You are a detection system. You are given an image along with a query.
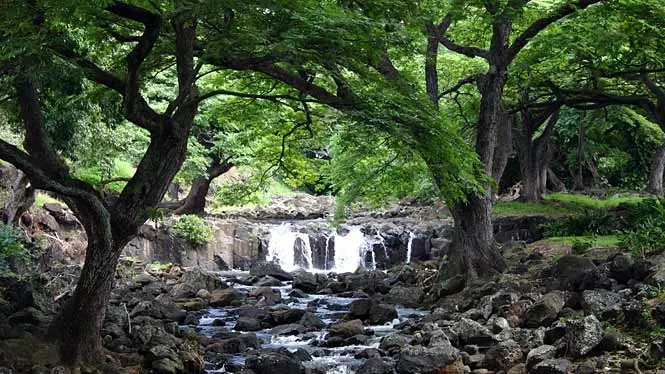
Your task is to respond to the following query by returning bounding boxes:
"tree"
[0,1,199,364]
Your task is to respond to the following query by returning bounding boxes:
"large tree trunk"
[648,143,665,195]
[48,211,124,363]
[572,121,585,191]
[173,160,232,215]
[491,113,512,199]
[547,168,566,192]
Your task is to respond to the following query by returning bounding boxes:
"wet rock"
[234,317,263,332]
[358,357,396,374]
[455,318,494,346]
[271,323,307,336]
[525,345,556,371]
[386,286,423,308]
[254,275,283,287]
[210,288,246,307]
[289,289,308,298]
[380,334,407,354]
[152,357,185,374]
[269,308,306,326]
[249,262,293,281]
[529,359,571,374]
[396,344,459,374]
[130,300,186,323]
[176,268,225,295]
[348,299,372,318]
[523,293,564,328]
[349,299,398,325]
[581,289,622,320]
[356,348,383,359]
[300,311,325,330]
[565,315,603,358]
[328,319,363,338]
[245,351,302,374]
[484,339,523,371]
[195,289,211,299]
[249,287,282,306]
[293,271,318,293]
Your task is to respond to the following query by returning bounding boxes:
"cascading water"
[266,224,383,273]
[405,231,415,264]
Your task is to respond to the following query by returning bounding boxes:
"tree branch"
[507,0,604,63]
[438,75,479,99]
[438,15,490,60]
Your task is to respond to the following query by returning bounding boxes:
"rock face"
[581,290,622,320]
[523,293,564,328]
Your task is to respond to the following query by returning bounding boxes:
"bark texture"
[648,143,665,195]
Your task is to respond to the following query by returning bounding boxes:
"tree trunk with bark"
[1,168,35,224]
[648,143,665,195]
[491,113,513,199]
[572,121,586,191]
[172,159,232,215]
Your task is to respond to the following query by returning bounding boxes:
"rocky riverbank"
[4,237,665,373]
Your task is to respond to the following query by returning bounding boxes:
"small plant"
[0,223,30,274]
[621,218,665,258]
[149,262,173,272]
[172,215,214,245]
[571,238,593,255]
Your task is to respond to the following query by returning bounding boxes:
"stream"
[196,270,426,374]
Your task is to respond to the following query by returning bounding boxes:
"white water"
[405,231,415,263]
[266,224,384,273]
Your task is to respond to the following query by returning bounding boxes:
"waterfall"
[266,224,384,273]
[405,232,415,264]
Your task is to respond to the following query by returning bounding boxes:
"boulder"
[523,293,564,328]
[271,323,307,336]
[550,255,602,291]
[455,318,494,345]
[609,254,635,284]
[369,303,398,325]
[210,288,246,307]
[358,357,396,374]
[581,289,622,320]
[380,334,407,354]
[180,268,224,292]
[249,262,293,281]
[254,276,283,287]
[328,319,363,339]
[269,308,306,326]
[249,287,282,306]
[234,317,263,332]
[396,344,459,374]
[348,299,373,319]
[484,340,523,371]
[300,312,326,330]
[565,315,603,358]
[129,300,186,323]
[385,286,423,308]
[293,271,318,293]
[529,359,571,374]
[653,301,665,325]
[245,351,302,374]
[525,345,556,371]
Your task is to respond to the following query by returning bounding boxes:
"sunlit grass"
[34,192,62,208]
[493,192,647,218]
[493,201,572,217]
[544,192,646,209]
[540,235,621,248]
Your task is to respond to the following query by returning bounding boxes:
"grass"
[493,192,647,218]
[540,235,621,247]
[34,192,63,208]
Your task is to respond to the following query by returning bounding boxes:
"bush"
[0,223,30,273]
[544,208,617,237]
[571,238,593,255]
[172,215,214,245]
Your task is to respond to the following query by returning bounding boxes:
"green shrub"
[544,208,617,237]
[0,223,30,273]
[571,238,593,255]
[172,215,214,245]
[621,218,665,258]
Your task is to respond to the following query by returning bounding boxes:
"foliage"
[171,215,214,245]
[571,238,593,254]
[619,198,665,257]
[544,208,617,236]
[0,223,29,274]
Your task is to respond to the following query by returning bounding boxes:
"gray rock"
[250,262,294,281]
[396,344,459,374]
[529,359,571,374]
[152,357,184,374]
[550,256,601,291]
[249,287,282,306]
[234,316,263,332]
[508,364,527,374]
[369,303,399,325]
[254,275,283,287]
[609,254,635,284]
[271,323,307,336]
[484,339,523,371]
[380,334,407,354]
[523,293,564,328]
[386,286,424,308]
[358,357,396,374]
[180,268,225,292]
[329,319,363,338]
[455,318,494,345]
[565,315,603,358]
[581,289,622,320]
[293,271,318,293]
[300,311,326,330]
[210,288,246,307]
[245,351,303,374]
[526,345,556,371]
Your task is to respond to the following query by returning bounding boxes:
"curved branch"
[438,75,479,99]
[438,15,489,60]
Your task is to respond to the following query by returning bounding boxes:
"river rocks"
[328,319,364,338]
[171,269,225,298]
[250,262,293,281]
[529,359,571,374]
[348,299,398,325]
[129,300,186,323]
[245,351,303,374]
[249,287,282,306]
[455,318,494,345]
[395,344,458,374]
[523,293,564,328]
[380,334,407,354]
[210,288,246,307]
[385,286,423,307]
[271,323,307,336]
[565,315,603,358]
[581,289,622,320]
[269,308,306,326]
[293,271,318,293]
[234,316,263,331]
[484,339,523,371]
[358,357,396,374]
[525,345,556,371]
[300,311,326,330]
[550,255,601,291]
[254,275,283,287]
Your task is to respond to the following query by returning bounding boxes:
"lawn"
[493,192,647,218]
